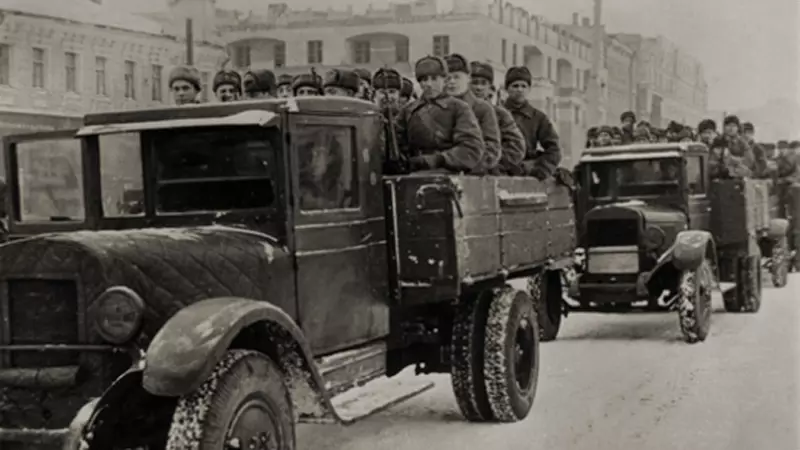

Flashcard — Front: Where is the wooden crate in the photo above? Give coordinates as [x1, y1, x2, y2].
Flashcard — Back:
[710, 179, 771, 246]
[388, 174, 576, 304]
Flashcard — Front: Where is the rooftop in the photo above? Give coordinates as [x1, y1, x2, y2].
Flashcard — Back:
[1, 0, 164, 35]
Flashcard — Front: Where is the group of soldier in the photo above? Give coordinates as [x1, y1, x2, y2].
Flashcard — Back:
[167, 53, 562, 179]
[588, 111, 800, 183]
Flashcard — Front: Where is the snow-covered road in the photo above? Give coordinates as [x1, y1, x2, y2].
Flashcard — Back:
[298, 275, 800, 450]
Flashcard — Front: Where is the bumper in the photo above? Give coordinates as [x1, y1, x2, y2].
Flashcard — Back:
[575, 273, 650, 304]
[0, 428, 69, 445]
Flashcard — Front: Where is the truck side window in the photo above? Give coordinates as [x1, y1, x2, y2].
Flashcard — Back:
[295, 125, 359, 211]
[686, 156, 705, 195]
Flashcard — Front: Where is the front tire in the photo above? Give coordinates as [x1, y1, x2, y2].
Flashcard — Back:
[678, 259, 713, 343]
[770, 237, 790, 288]
[166, 349, 295, 450]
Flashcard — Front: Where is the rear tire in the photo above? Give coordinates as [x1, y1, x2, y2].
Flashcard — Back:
[742, 253, 763, 313]
[166, 350, 295, 450]
[771, 237, 790, 288]
[450, 290, 494, 421]
[529, 271, 562, 342]
[483, 287, 539, 422]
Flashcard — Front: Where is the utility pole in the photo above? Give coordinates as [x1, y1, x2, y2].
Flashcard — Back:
[185, 18, 194, 66]
[586, 0, 603, 126]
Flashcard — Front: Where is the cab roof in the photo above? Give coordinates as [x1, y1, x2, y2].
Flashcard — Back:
[82, 96, 380, 127]
[579, 142, 708, 163]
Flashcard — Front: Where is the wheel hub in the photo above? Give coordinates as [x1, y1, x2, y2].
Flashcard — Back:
[514, 318, 535, 392]
[225, 398, 280, 450]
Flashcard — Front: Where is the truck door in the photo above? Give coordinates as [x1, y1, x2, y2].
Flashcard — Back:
[289, 114, 390, 355]
[3, 129, 87, 236]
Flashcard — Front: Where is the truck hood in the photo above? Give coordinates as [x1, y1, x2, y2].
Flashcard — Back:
[585, 200, 686, 223]
[0, 226, 294, 341]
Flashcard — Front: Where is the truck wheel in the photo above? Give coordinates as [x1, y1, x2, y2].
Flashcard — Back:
[529, 271, 562, 342]
[483, 287, 540, 422]
[771, 237, 790, 288]
[677, 259, 713, 343]
[166, 349, 295, 450]
[741, 254, 763, 313]
[450, 290, 494, 421]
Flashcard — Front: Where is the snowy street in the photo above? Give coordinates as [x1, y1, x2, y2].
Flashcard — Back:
[299, 276, 800, 450]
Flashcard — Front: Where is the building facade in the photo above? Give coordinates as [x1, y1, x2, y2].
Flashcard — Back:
[0, 0, 225, 138]
[614, 34, 708, 127]
[216, 0, 595, 167]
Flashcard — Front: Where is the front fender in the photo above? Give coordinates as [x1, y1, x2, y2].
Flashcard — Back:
[143, 297, 319, 399]
[670, 230, 716, 272]
[767, 218, 789, 239]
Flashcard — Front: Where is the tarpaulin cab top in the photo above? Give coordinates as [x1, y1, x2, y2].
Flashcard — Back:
[579, 142, 709, 163]
[79, 96, 380, 129]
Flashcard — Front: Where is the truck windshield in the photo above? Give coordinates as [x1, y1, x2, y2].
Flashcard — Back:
[99, 126, 280, 216]
[16, 138, 84, 221]
[587, 157, 681, 199]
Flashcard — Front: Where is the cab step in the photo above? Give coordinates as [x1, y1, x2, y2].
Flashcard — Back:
[299, 374, 435, 425]
[317, 341, 388, 397]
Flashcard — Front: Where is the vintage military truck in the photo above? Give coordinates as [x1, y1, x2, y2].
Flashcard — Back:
[0, 97, 575, 449]
[566, 142, 787, 344]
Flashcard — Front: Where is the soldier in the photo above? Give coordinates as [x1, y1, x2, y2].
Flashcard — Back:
[322, 69, 361, 97]
[595, 126, 613, 147]
[212, 69, 242, 102]
[720, 115, 756, 171]
[633, 126, 651, 143]
[442, 54, 501, 173]
[242, 69, 277, 99]
[276, 74, 293, 98]
[353, 68, 374, 101]
[620, 111, 636, 144]
[696, 119, 717, 146]
[372, 67, 403, 113]
[709, 135, 752, 179]
[470, 60, 526, 174]
[399, 77, 415, 106]
[394, 55, 485, 173]
[740, 122, 771, 178]
[675, 127, 693, 143]
[666, 121, 683, 141]
[611, 126, 623, 145]
[585, 126, 598, 148]
[653, 128, 668, 143]
[776, 140, 800, 182]
[169, 65, 202, 105]
[503, 66, 561, 180]
[292, 73, 322, 97]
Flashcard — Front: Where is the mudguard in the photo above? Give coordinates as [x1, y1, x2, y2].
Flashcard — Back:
[671, 230, 716, 272]
[767, 218, 789, 240]
[142, 297, 334, 418]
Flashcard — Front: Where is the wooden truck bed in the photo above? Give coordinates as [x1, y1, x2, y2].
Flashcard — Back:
[710, 179, 772, 246]
[385, 174, 575, 306]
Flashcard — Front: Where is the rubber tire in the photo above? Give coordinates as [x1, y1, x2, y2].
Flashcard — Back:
[451, 290, 494, 422]
[165, 350, 295, 450]
[530, 271, 562, 342]
[771, 237, 790, 288]
[741, 253, 763, 313]
[483, 287, 540, 422]
[678, 259, 713, 343]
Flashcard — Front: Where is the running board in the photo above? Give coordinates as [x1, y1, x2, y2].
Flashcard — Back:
[317, 342, 388, 397]
[300, 375, 435, 425]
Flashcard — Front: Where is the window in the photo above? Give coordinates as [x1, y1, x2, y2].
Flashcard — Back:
[124, 60, 136, 99]
[16, 138, 84, 221]
[307, 40, 323, 64]
[99, 133, 144, 217]
[501, 39, 506, 65]
[151, 64, 163, 101]
[295, 125, 358, 211]
[574, 105, 580, 125]
[354, 41, 370, 64]
[201, 71, 210, 101]
[274, 42, 286, 68]
[686, 156, 705, 194]
[433, 35, 449, 57]
[546, 57, 552, 80]
[95, 56, 107, 95]
[234, 44, 251, 68]
[32, 47, 45, 88]
[153, 127, 280, 213]
[0, 44, 10, 85]
[396, 40, 409, 63]
[65, 52, 78, 92]
[588, 158, 681, 199]
[512, 43, 517, 66]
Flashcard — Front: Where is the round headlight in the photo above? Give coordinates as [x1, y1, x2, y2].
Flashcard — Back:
[643, 226, 666, 250]
[94, 286, 144, 345]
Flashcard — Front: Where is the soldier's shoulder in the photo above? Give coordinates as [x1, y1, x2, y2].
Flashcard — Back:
[441, 95, 471, 109]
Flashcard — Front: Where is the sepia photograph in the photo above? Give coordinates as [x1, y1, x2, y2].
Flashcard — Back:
[0, 0, 796, 449]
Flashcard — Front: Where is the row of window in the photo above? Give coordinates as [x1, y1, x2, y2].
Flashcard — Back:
[0, 44, 219, 103]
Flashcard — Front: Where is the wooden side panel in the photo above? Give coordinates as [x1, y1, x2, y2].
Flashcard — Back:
[453, 177, 500, 281]
[711, 179, 771, 245]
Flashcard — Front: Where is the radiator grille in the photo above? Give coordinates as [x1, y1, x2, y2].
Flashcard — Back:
[586, 219, 639, 247]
